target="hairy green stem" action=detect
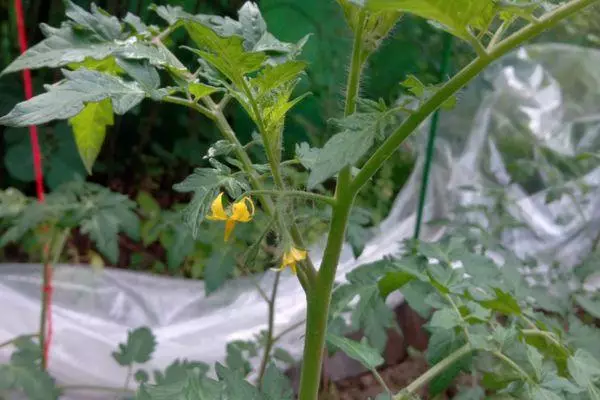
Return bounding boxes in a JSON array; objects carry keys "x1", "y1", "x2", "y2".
[
  {"x1": 257, "y1": 272, "x2": 281, "y2": 385},
  {"x1": 351, "y1": 0, "x2": 599, "y2": 195},
  {"x1": 209, "y1": 103, "x2": 317, "y2": 289},
  {"x1": 163, "y1": 95, "x2": 214, "y2": 120},
  {"x1": 297, "y1": 11, "x2": 367, "y2": 400},
  {"x1": 492, "y1": 350, "x2": 536, "y2": 384},
  {"x1": 238, "y1": 190, "x2": 336, "y2": 206},
  {"x1": 395, "y1": 344, "x2": 472, "y2": 399}
]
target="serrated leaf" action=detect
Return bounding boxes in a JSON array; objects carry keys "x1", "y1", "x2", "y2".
[
  {"x1": 166, "y1": 227, "x2": 195, "y2": 270},
  {"x1": 330, "y1": 262, "x2": 397, "y2": 351},
  {"x1": 568, "y1": 350, "x2": 600, "y2": 388},
  {"x1": 64, "y1": 0, "x2": 122, "y2": 41},
  {"x1": 0, "y1": 364, "x2": 59, "y2": 400},
  {"x1": 188, "y1": 83, "x2": 220, "y2": 100},
  {"x1": 363, "y1": 0, "x2": 496, "y2": 41},
  {"x1": 567, "y1": 316, "x2": 600, "y2": 360},
  {"x1": 215, "y1": 363, "x2": 261, "y2": 399},
  {"x1": 307, "y1": 127, "x2": 375, "y2": 188},
  {"x1": 0, "y1": 69, "x2": 145, "y2": 127},
  {"x1": 527, "y1": 345, "x2": 544, "y2": 380},
  {"x1": 154, "y1": 359, "x2": 209, "y2": 385},
  {"x1": 575, "y1": 295, "x2": 600, "y2": 320},
  {"x1": 295, "y1": 142, "x2": 319, "y2": 170},
  {"x1": 68, "y1": 98, "x2": 114, "y2": 173},
  {"x1": 429, "y1": 308, "x2": 461, "y2": 330},
  {"x1": 116, "y1": 59, "x2": 160, "y2": 92},
  {"x1": 138, "y1": 373, "x2": 221, "y2": 400},
  {"x1": 326, "y1": 333, "x2": 385, "y2": 370},
  {"x1": 530, "y1": 386, "x2": 563, "y2": 400},
  {"x1": 112, "y1": 326, "x2": 157, "y2": 366},
  {"x1": 261, "y1": 364, "x2": 294, "y2": 400},
  {"x1": 478, "y1": 288, "x2": 522, "y2": 316},
  {"x1": 80, "y1": 210, "x2": 120, "y2": 264},
  {"x1": 272, "y1": 348, "x2": 295, "y2": 365},
  {"x1": 184, "y1": 23, "x2": 266, "y2": 88},
  {"x1": 426, "y1": 329, "x2": 470, "y2": 396},
  {"x1": 204, "y1": 249, "x2": 237, "y2": 295},
  {"x1": 172, "y1": 167, "x2": 249, "y2": 238}
]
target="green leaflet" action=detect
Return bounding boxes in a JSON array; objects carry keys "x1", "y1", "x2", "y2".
[
  {"x1": 361, "y1": 0, "x2": 496, "y2": 41},
  {"x1": 112, "y1": 327, "x2": 157, "y2": 366},
  {"x1": 204, "y1": 249, "x2": 237, "y2": 295},
  {"x1": 0, "y1": 69, "x2": 146, "y2": 127},
  {"x1": 307, "y1": 99, "x2": 397, "y2": 188},
  {"x1": 260, "y1": 364, "x2": 294, "y2": 400},
  {"x1": 326, "y1": 333, "x2": 385, "y2": 370},
  {"x1": 68, "y1": 98, "x2": 114, "y2": 173}
]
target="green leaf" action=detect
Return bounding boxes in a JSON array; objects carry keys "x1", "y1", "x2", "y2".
[
  {"x1": 362, "y1": 0, "x2": 496, "y2": 41},
  {"x1": 568, "y1": 349, "x2": 600, "y2": 388},
  {"x1": 0, "y1": 364, "x2": 59, "y2": 400},
  {"x1": 346, "y1": 207, "x2": 372, "y2": 258},
  {"x1": 527, "y1": 345, "x2": 544, "y2": 381},
  {"x1": 204, "y1": 249, "x2": 237, "y2": 295},
  {"x1": 272, "y1": 348, "x2": 295, "y2": 365},
  {"x1": 166, "y1": 227, "x2": 195, "y2": 270},
  {"x1": 68, "y1": 98, "x2": 114, "y2": 173},
  {"x1": 112, "y1": 326, "x2": 157, "y2": 366},
  {"x1": 307, "y1": 105, "x2": 396, "y2": 188},
  {"x1": 117, "y1": 59, "x2": 161, "y2": 92},
  {"x1": 64, "y1": 0, "x2": 122, "y2": 41},
  {"x1": 454, "y1": 386, "x2": 485, "y2": 400},
  {"x1": 575, "y1": 295, "x2": 600, "y2": 320},
  {"x1": 567, "y1": 316, "x2": 600, "y2": 360},
  {"x1": 378, "y1": 270, "x2": 416, "y2": 299},
  {"x1": 329, "y1": 261, "x2": 397, "y2": 351},
  {"x1": 530, "y1": 386, "x2": 564, "y2": 400},
  {"x1": 80, "y1": 209, "x2": 120, "y2": 264},
  {"x1": 426, "y1": 328, "x2": 471, "y2": 396},
  {"x1": 0, "y1": 69, "x2": 146, "y2": 127},
  {"x1": 225, "y1": 341, "x2": 255, "y2": 376},
  {"x1": 295, "y1": 142, "x2": 320, "y2": 170},
  {"x1": 172, "y1": 164, "x2": 249, "y2": 238},
  {"x1": 260, "y1": 364, "x2": 294, "y2": 400},
  {"x1": 307, "y1": 127, "x2": 374, "y2": 188},
  {"x1": 429, "y1": 308, "x2": 461, "y2": 330},
  {"x1": 478, "y1": 288, "x2": 522, "y2": 316},
  {"x1": 188, "y1": 83, "x2": 220, "y2": 100},
  {"x1": 153, "y1": 359, "x2": 209, "y2": 385},
  {"x1": 184, "y1": 23, "x2": 266, "y2": 88},
  {"x1": 215, "y1": 363, "x2": 261, "y2": 399},
  {"x1": 138, "y1": 374, "x2": 221, "y2": 400},
  {"x1": 326, "y1": 333, "x2": 384, "y2": 370}
]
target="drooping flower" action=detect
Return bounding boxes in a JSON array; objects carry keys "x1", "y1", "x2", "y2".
[
  {"x1": 207, "y1": 192, "x2": 254, "y2": 241},
  {"x1": 274, "y1": 247, "x2": 307, "y2": 275}
]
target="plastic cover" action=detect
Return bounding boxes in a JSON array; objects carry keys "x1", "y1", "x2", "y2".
[{"x1": 2, "y1": 44, "x2": 600, "y2": 396}]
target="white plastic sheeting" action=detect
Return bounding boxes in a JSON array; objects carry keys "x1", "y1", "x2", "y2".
[{"x1": 2, "y1": 44, "x2": 600, "y2": 396}]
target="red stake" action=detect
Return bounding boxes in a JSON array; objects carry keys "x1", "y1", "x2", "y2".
[{"x1": 14, "y1": 0, "x2": 52, "y2": 367}]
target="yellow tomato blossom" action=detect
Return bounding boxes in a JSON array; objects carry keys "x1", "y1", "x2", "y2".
[
  {"x1": 207, "y1": 192, "x2": 254, "y2": 242},
  {"x1": 274, "y1": 247, "x2": 307, "y2": 275}
]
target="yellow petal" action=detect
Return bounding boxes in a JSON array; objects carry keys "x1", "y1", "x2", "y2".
[
  {"x1": 230, "y1": 197, "x2": 254, "y2": 222},
  {"x1": 289, "y1": 262, "x2": 297, "y2": 275},
  {"x1": 207, "y1": 192, "x2": 228, "y2": 221},
  {"x1": 289, "y1": 247, "x2": 307, "y2": 262},
  {"x1": 224, "y1": 219, "x2": 236, "y2": 242}
]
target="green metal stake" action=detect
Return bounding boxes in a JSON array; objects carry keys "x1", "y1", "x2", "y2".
[{"x1": 413, "y1": 32, "x2": 454, "y2": 240}]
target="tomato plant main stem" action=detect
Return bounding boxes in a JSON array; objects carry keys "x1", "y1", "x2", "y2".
[
  {"x1": 298, "y1": 1, "x2": 597, "y2": 398},
  {"x1": 297, "y1": 12, "x2": 367, "y2": 400}
]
